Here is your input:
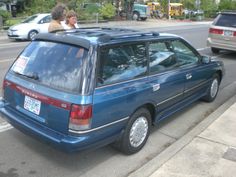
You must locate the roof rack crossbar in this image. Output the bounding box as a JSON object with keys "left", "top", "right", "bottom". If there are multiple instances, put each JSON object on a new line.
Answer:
{"left": 110, "top": 31, "right": 159, "bottom": 40}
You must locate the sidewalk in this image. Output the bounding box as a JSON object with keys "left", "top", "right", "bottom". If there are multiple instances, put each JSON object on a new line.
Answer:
{"left": 129, "top": 95, "right": 236, "bottom": 177}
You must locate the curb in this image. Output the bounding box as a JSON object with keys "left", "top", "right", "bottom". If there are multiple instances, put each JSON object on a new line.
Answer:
{"left": 128, "top": 82, "right": 236, "bottom": 177}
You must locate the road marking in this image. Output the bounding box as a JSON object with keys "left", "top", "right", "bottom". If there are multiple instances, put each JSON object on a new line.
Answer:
{"left": 0, "top": 58, "right": 14, "bottom": 63}
{"left": 0, "top": 122, "right": 13, "bottom": 133}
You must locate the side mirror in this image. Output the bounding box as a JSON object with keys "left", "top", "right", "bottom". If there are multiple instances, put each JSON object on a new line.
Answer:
{"left": 202, "top": 56, "right": 211, "bottom": 64}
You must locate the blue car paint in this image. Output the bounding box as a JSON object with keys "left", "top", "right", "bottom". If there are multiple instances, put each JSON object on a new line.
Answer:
{"left": 0, "top": 30, "right": 225, "bottom": 152}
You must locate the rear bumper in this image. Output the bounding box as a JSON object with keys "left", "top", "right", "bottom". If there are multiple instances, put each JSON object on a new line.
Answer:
{"left": 0, "top": 99, "right": 121, "bottom": 152}
{"left": 207, "top": 37, "right": 236, "bottom": 52}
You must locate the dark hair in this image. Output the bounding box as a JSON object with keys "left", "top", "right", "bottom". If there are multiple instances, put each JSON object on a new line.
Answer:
{"left": 51, "top": 3, "right": 67, "bottom": 20}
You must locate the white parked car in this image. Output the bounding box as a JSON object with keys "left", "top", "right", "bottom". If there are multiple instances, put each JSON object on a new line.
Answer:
{"left": 7, "top": 13, "right": 51, "bottom": 40}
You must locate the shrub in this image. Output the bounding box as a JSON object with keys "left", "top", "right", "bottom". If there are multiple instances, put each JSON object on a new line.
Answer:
{"left": 99, "top": 3, "right": 116, "bottom": 20}
{"left": 0, "top": 10, "right": 11, "bottom": 25}
{"left": 5, "top": 18, "right": 22, "bottom": 26}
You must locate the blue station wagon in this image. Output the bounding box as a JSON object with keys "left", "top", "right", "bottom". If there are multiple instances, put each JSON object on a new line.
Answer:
{"left": 0, "top": 28, "right": 224, "bottom": 154}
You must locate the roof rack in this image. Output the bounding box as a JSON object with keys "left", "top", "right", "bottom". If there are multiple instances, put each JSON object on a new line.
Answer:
{"left": 51, "top": 27, "right": 160, "bottom": 43}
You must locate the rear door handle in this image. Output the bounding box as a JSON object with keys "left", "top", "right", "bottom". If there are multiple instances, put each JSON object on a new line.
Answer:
{"left": 186, "top": 73, "right": 192, "bottom": 80}
{"left": 152, "top": 84, "right": 160, "bottom": 92}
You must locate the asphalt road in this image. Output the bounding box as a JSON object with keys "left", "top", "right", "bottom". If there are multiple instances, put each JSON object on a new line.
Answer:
{"left": 0, "top": 23, "right": 236, "bottom": 177}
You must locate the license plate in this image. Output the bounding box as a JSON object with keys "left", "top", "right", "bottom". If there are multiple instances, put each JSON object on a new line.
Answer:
{"left": 224, "top": 30, "right": 233, "bottom": 36}
{"left": 24, "top": 96, "right": 41, "bottom": 115}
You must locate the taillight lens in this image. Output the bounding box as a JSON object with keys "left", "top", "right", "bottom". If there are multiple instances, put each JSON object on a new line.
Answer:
{"left": 3, "top": 80, "right": 7, "bottom": 90}
{"left": 234, "top": 31, "right": 236, "bottom": 36}
{"left": 69, "top": 104, "right": 92, "bottom": 131}
{"left": 209, "top": 28, "right": 223, "bottom": 35}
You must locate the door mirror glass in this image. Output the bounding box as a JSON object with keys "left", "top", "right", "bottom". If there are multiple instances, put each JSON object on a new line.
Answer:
{"left": 202, "top": 56, "right": 211, "bottom": 64}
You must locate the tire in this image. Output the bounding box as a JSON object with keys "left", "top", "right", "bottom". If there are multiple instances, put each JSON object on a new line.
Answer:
{"left": 140, "top": 17, "right": 147, "bottom": 21}
{"left": 114, "top": 108, "right": 151, "bottom": 155}
{"left": 202, "top": 74, "right": 220, "bottom": 102}
{"left": 132, "top": 12, "right": 140, "bottom": 21}
{"left": 28, "top": 30, "right": 38, "bottom": 40}
{"left": 211, "top": 47, "right": 220, "bottom": 54}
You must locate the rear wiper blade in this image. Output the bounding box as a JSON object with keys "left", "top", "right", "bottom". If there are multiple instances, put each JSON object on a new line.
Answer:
{"left": 14, "top": 71, "right": 39, "bottom": 80}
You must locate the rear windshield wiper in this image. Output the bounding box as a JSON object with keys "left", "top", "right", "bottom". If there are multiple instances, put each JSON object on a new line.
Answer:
{"left": 14, "top": 71, "right": 39, "bottom": 80}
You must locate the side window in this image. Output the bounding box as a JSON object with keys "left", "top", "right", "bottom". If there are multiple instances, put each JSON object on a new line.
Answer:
{"left": 171, "top": 40, "right": 199, "bottom": 66}
{"left": 98, "top": 43, "right": 147, "bottom": 86}
{"left": 39, "top": 15, "right": 52, "bottom": 24}
{"left": 149, "top": 41, "right": 177, "bottom": 74}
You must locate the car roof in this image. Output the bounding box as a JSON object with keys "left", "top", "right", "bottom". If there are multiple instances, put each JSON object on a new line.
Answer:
{"left": 34, "top": 28, "right": 180, "bottom": 49}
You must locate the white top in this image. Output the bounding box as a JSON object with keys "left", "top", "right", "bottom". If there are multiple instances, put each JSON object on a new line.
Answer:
{"left": 61, "top": 21, "right": 79, "bottom": 29}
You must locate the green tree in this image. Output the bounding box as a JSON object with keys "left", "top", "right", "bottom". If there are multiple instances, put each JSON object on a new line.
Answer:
{"left": 218, "top": 0, "right": 236, "bottom": 11}
{"left": 200, "top": 0, "right": 218, "bottom": 17}
{"left": 99, "top": 3, "right": 116, "bottom": 19}
{"left": 200, "top": 0, "right": 217, "bottom": 11}
{"left": 0, "top": 9, "right": 11, "bottom": 24}
{"left": 16, "top": 0, "right": 56, "bottom": 14}
{"left": 159, "top": 0, "right": 168, "bottom": 14}
{"left": 180, "top": 0, "right": 195, "bottom": 9}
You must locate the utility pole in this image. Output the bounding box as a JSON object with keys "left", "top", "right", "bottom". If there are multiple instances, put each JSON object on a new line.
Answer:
{"left": 195, "top": 0, "right": 201, "bottom": 10}
{"left": 168, "top": 0, "right": 170, "bottom": 20}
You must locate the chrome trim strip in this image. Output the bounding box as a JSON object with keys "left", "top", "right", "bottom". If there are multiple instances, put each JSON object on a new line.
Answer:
{"left": 69, "top": 116, "right": 129, "bottom": 134}
{"left": 156, "top": 92, "right": 183, "bottom": 106}
{"left": 156, "top": 80, "right": 209, "bottom": 106}
{"left": 184, "top": 80, "right": 208, "bottom": 94}
{"left": 95, "top": 76, "right": 148, "bottom": 90}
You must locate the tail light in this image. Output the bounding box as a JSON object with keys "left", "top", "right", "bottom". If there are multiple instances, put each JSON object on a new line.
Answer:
{"left": 209, "top": 28, "right": 223, "bottom": 35}
{"left": 234, "top": 31, "right": 236, "bottom": 36}
{"left": 69, "top": 104, "right": 92, "bottom": 131}
{"left": 3, "top": 80, "right": 8, "bottom": 90}
{"left": 2, "top": 80, "right": 11, "bottom": 98}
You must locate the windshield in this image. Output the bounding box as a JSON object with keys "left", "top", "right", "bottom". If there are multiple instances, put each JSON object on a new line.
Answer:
{"left": 214, "top": 14, "right": 236, "bottom": 27}
{"left": 22, "top": 15, "right": 38, "bottom": 23}
{"left": 11, "top": 41, "right": 88, "bottom": 93}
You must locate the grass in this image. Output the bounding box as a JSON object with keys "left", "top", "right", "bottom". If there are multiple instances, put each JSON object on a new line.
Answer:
{"left": 5, "top": 18, "right": 23, "bottom": 26}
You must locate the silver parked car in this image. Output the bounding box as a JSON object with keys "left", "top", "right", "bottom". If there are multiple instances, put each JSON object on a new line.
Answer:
{"left": 207, "top": 11, "right": 236, "bottom": 53}
{"left": 7, "top": 13, "right": 51, "bottom": 41}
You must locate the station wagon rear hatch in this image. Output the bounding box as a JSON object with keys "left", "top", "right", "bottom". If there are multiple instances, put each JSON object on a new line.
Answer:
{"left": 3, "top": 40, "right": 93, "bottom": 133}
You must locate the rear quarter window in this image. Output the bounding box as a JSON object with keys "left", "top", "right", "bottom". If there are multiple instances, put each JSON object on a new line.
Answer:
{"left": 98, "top": 43, "right": 147, "bottom": 86}
{"left": 10, "top": 41, "right": 88, "bottom": 93}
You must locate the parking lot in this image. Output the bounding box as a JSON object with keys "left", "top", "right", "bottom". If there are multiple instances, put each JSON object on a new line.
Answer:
{"left": 0, "top": 20, "right": 236, "bottom": 177}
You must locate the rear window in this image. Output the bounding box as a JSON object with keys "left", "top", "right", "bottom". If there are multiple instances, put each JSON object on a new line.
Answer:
{"left": 10, "top": 41, "right": 88, "bottom": 93}
{"left": 214, "top": 14, "right": 236, "bottom": 27}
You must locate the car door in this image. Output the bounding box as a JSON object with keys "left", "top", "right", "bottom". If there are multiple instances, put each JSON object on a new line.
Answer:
{"left": 92, "top": 43, "right": 150, "bottom": 129}
{"left": 170, "top": 39, "right": 212, "bottom": 99}
{"left": 38, "top": 15, "right": 52, "bottom": 33}
{"left": 147, "top": 40, "right": 187, "bottom": 121}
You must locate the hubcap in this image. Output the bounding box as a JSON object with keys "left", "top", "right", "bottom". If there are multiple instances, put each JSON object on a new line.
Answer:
{"left": 210, "top": 78, "right": 218, "bottom": 98}
{"left": 29, "top": 31, "right": 37, "bottom": 40}
{"left": 129, "top": 116, "right": 148, "bottom": 148}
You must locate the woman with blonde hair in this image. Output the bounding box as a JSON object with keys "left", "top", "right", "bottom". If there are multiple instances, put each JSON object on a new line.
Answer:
{"left": 62, "top": 10, "right": 79, "bottom": 29}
